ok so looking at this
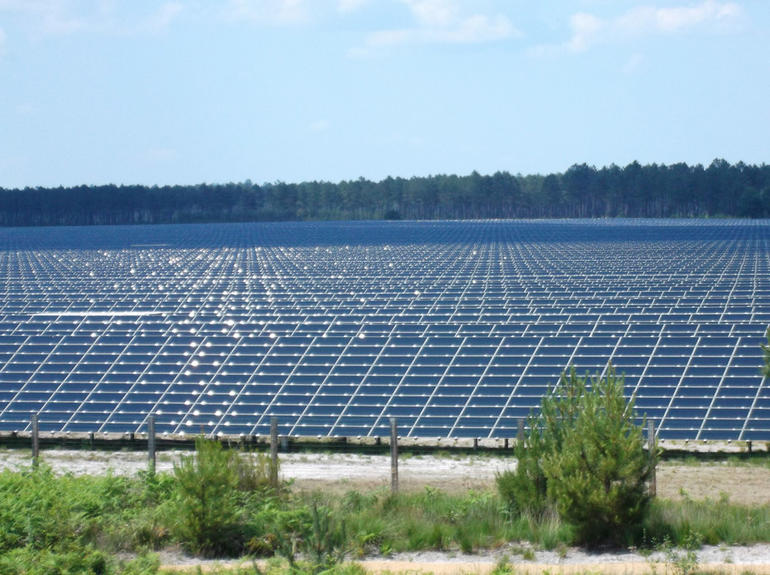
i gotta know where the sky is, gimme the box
[0,0,768,188]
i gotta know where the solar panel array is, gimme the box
[1,219,769,440]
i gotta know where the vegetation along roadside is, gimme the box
[2,368,770,574]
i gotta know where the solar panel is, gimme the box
[1,219,770,440]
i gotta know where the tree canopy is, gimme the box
[2,160,769,226]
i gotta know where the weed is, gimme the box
[644,496,770,547]
[5,448,770,572]
[235,451,277,492]
[491,554,515,575]
[510,543,536,561]
[661,531,701,575]
[378,542,393,557]
[305,503,347,573]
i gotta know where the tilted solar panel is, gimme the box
[1,219,770,440]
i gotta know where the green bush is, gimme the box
[542,367,656,545]
[498,365,656,547]
[172,437,245,557]
[0,546,109,575]
[496,412,564,519]
[496,365,585,519]
[0,465,91,552]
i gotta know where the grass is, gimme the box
[644,495,770,547]
[3,448,770,574]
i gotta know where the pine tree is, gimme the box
[497,365,657,547]
[541,366,655,546]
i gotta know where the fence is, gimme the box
[16,413,670,496]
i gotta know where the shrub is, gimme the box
[233,450,276,492]
[498,365,656,547]
[497,412,562,519]
[0,465,79,552]
[172,437,244,557]
[0,546,109,575]
[542,367,656,545]
[496,366,584,519]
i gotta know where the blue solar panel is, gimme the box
[1,219,770,440]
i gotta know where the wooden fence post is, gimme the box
[390,417,398,494]
[270,417,279,488]
[147,415,156,474]
[648,419,657,498]
[31,413,39,469]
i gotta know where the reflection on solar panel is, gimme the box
[1,219,769,440]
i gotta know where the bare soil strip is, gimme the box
[160,558,770,574]
[4,450,769,504]
[356,561,770,575]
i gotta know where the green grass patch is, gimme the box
[644,495,770,547]
[4,441,770,574]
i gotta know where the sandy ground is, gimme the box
[3,448,770,504]
[157,545,770,574]
[4,448,770,573]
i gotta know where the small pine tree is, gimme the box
[496,415,549,518]
[173,437,243,557]
[541,366,655,546]
[496,366,586,518]
[497,365,656,547]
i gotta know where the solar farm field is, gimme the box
[1,219,769,441]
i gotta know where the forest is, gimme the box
[1,159,769,226]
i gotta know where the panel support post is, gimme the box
[270,417,279,489]
[648,419,656,498]
[390,417,399,494]
[147,415,156,475]
[31,413,39,469]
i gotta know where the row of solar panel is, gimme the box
[3,220,770,441]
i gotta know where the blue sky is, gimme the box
[0,0,768,188]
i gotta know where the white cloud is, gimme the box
[144,2,183,33]
[405,0,459,28]
[337,0,369,14]
[309,119,330,133]
[619,1,742,34]
[0,1,188,37]
[561,1,743,53]
[567,12,604,52]
[225,0,309,25]
[357,0,516,53]
[0,0,85,35]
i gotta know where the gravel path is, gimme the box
[0,448,510,492]
[157,544,770,573]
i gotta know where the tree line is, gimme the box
[1,159,769,226]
